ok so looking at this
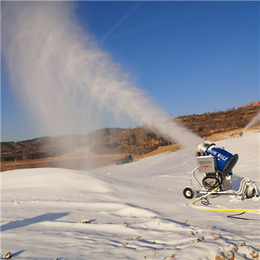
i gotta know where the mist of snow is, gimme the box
[2,2,202,151]
[243,111,260,133]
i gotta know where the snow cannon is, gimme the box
[183,140,258,200]
[196,140,239,176]
[238,131,243,138]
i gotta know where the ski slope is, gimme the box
[1,132,260,259]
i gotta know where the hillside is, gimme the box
[178,101,260,137]
[1,102,259,171]
[2,132,260,259]
[1,127,170,161]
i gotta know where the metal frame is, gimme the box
[187,167,259,199]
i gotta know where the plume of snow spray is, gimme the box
[242,110,260,133]
[2,2,202,151]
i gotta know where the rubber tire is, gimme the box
[183,187,197,199]
[245,185,256,199]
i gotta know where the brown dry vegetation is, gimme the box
[178,101,260,137]
[1,102,259,172]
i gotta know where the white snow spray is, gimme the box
[2,2,202,151]
[242,110,260,133]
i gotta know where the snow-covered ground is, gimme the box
[1,132,260,259]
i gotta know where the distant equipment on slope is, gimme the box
[115,155,134,165]
[238,131,244,138]
[183,140,259,200]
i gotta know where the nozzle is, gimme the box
[196,140,215,157]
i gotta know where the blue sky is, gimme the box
[1,1,259,141]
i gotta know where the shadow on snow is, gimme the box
[1,212,70,232]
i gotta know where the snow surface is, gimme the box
[1,133,260,259]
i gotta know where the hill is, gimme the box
[1,132,260,259]
[1,101,259,171]
[178,101,260,137]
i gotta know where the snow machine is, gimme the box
[183,140,259,200]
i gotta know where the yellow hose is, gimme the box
[191,203,260,213]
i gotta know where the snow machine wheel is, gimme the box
[183,187,197,199]
[245,184,257,199]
